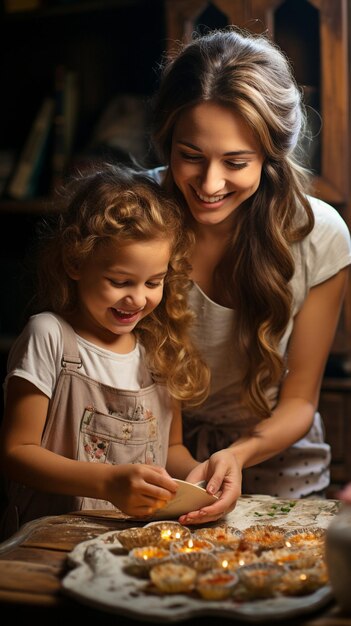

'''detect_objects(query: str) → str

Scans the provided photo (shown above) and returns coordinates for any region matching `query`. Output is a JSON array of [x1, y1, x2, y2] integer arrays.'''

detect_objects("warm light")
[[239, 559, 245, 566], [285, 541, 291, 548], [300, 574, 307, 581], [170, 537, 214, 555], [175, 532, 181, 539], [222, 560, 229, 568], [161, 529, 171, 539], [131, 546, 169, 563]]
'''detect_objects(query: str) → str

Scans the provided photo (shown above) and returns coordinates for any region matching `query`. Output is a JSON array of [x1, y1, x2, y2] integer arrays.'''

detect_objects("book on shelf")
[[0, 150, 15, 197], [51, 65, 79, 191], [3, 0, 42, 12], [7, 97, 55, 200]]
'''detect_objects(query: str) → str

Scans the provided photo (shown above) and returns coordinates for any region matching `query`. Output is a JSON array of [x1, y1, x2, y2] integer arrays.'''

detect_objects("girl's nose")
[[199, 162, 225, 195], [124, 288, 146, 308]]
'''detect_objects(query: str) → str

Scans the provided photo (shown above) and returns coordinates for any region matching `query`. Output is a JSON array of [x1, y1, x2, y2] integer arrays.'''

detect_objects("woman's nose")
[[199, 163, 225, 195]]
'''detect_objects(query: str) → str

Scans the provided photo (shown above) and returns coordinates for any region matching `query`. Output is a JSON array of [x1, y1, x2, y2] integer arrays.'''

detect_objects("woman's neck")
[[190, 225, 231, 304]]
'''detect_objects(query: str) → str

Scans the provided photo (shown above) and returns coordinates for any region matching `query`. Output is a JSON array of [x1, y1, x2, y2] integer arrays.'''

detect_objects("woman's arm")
[[0, 377, 178, 517], [231, 266, 349, 469], [179, 266, 349, 524]]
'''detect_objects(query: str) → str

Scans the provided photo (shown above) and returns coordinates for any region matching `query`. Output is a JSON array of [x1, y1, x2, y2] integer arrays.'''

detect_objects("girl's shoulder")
[[24, 311, 65, 336], [8, 312, 65, 369], [6, 312, 65, 398]]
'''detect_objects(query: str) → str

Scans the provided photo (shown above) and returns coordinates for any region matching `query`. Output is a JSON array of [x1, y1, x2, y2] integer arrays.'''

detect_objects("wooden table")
[[0, 511, 350, 626]]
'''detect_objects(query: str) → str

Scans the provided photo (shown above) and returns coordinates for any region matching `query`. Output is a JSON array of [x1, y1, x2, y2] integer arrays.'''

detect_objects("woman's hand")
[[178, 449, 242, 524], [338, 483, 351, 503], [105, 463, 178, 518]]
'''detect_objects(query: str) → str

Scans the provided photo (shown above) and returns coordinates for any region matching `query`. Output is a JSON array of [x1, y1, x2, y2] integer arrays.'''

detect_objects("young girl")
[[0, 163, 215, 540], [149, 27, 351, 524]]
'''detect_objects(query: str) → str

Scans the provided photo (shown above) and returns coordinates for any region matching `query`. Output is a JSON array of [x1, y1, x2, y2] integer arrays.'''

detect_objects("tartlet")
[[128, 545, 170, 573], [214, 548, 259, 570], [172, 550, 218, 572], [196, 568, 239, 600], [241, 524, 286, 551], [144, 521, 191, 547], [150, 562, 196, 593], [278, 562, 328, 596], [237, 562, 286, 598], [170, 537, 215, 555], [117, 526, 158, 551], [284, 527, 326, 548], [261, 547, 322, 570], [193, 526, 241, 549]]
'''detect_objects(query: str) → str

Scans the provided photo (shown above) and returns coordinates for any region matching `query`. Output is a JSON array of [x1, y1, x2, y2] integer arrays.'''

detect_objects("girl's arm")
[[0, 377, 177, 517]]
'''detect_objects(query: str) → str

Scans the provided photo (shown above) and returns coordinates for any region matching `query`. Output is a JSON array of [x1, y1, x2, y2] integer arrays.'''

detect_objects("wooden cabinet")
[[319, 379, 351, 493]]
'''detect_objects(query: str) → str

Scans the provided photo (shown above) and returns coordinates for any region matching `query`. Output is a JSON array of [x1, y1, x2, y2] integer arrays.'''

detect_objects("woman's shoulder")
[[299, 196, 351, 286], [307, 195, 350, 238]]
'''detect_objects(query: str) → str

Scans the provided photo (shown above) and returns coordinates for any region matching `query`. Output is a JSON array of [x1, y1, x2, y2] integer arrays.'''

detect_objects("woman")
[[149, 28, 351, 524]]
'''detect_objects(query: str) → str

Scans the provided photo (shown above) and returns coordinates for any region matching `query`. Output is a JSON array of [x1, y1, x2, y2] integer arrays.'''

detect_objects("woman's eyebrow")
[[176, 140, 256, 155]]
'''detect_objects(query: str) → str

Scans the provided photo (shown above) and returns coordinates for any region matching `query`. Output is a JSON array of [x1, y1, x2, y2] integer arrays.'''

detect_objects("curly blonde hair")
[[151, 28, 314, 418], [34, 163, 210, 406]]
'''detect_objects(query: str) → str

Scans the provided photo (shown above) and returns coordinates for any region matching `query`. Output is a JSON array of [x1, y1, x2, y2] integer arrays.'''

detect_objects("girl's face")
[[70, 238, 171, 342], [170, 102, 264, 228]]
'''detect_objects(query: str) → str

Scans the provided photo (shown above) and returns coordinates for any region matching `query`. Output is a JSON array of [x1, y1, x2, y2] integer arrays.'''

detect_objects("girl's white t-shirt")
[[4, 312, 153, 399]]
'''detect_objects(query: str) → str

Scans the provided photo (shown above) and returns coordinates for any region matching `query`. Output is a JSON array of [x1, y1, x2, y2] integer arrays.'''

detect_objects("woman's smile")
[[171, 101, 264, 226]]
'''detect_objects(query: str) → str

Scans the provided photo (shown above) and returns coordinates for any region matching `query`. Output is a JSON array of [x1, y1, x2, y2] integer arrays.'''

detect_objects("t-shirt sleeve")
[[5, 313, 63, 399], [308, 197, 351, 286]]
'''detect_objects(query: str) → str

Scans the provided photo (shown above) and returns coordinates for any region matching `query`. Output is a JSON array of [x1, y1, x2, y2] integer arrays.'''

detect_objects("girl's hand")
[[106, 464, 178, 517], [178, 450, 242, 525]]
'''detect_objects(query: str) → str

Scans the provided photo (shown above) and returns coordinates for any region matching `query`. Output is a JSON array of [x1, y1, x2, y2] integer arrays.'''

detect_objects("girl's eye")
[[146, 280, 163, 288], [109, 279, 129, 287], [108, 279, 163, 288], [180, 152, 202, 161]]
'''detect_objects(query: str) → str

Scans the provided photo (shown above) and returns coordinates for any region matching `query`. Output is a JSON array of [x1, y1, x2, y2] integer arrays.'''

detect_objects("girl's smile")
[[109, 306, 145, 324], [68, 238, 171, 350]]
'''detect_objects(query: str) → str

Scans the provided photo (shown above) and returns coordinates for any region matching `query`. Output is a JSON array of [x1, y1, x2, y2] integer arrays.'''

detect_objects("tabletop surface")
[[0, 499, 350, 626]]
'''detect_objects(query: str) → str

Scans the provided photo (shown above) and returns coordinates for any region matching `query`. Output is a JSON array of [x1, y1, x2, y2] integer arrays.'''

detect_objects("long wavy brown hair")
[[34, 163, 210, 406], [151, 27, 315, 418]]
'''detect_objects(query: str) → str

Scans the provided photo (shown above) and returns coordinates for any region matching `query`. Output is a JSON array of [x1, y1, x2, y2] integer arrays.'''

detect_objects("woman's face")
[[170, 102, 264, 228]]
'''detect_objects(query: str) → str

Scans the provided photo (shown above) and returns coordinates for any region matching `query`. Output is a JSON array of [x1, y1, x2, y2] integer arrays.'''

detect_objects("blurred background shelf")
[[0, 0, 350, 489]]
